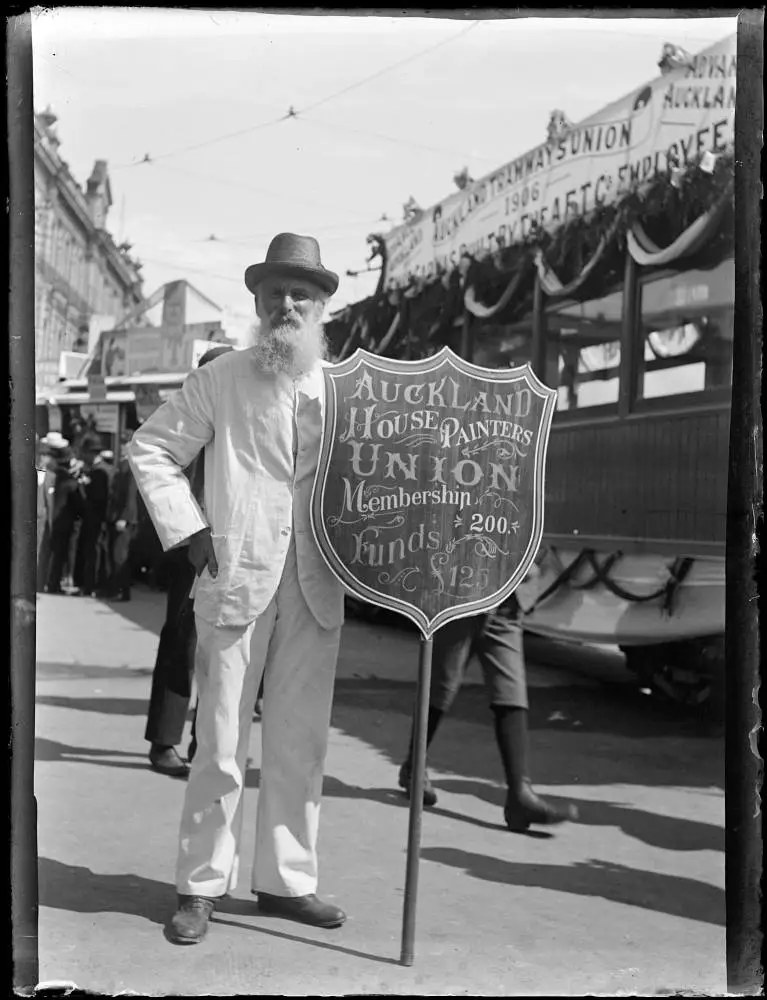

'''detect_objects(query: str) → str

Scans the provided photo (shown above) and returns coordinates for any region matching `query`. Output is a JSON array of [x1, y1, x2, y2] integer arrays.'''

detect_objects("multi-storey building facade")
[[34, 107, 144, 395]]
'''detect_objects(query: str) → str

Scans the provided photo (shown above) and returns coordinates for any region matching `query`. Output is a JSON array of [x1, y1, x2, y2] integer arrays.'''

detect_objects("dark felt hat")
[[244, 233, 339, 296]]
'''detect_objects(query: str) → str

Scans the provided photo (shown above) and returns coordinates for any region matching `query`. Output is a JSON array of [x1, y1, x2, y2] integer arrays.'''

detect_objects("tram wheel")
[[621, 636, 725, 718]]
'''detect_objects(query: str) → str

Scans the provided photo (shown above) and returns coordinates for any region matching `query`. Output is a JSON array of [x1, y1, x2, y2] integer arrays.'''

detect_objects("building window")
[[545, 285, 623, 410], [638, 258, 734, 399], [55, 225, 65, 274], [35, 205, 48, 259], [76, 244, 87, 298]]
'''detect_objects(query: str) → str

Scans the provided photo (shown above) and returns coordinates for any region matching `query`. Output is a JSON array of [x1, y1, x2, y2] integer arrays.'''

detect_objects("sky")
[[31, 8, 739, 345]]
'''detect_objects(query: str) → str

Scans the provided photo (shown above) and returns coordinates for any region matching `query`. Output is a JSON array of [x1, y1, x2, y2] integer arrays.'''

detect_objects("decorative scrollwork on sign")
[[398, 432, 439, 447], [477, 489, 520, 512], [378, 566, 420, 593], [327, 502, 405, 529], [376, 515, 406, 530], [471, 534, 510, 558], [363, 483, 399, 499], [327, 513, 367, 528], [459, 438, 528, 461], [444, 531, 511, 559], [429, 551, 451, 595], [459, 438, 496, 458], [496, 442, 528, 461]]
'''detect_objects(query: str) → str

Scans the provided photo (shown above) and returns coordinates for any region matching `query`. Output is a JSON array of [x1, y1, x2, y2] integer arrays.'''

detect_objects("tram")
[[324, 33, 737, 710], [36, 371, 187, 462]]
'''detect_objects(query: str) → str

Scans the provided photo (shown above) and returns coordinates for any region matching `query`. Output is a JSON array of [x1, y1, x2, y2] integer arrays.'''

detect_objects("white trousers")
[[175, 540, 341, 898]]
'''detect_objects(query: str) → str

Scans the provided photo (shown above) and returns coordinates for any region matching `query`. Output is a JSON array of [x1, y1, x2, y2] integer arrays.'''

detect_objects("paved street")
[[33, 588, 725, 996]]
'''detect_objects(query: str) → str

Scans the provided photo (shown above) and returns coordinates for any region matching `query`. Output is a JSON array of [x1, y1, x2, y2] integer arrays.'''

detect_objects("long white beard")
[[252, 317, 327, 379]]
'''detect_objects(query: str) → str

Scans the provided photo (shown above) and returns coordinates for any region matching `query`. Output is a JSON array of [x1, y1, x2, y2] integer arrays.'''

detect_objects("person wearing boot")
[[398, 594, 578, 832], [144, 345, 233, 778], [128, 234, 346, 945]]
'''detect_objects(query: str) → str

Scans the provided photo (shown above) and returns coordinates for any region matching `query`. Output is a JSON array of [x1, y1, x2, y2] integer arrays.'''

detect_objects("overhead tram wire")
[[140, 161, 378, 224], [292, 114, 496, 164], [112, 112, 290, 169], [297, 19, 481, 116], [195, 218, 386, 247], [111, 19, 481, 169], [135, 255, 247, 284]]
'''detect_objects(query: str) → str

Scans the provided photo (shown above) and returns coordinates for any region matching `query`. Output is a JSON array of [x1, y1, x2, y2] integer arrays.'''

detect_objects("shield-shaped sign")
[[312, 346, 557, 637]]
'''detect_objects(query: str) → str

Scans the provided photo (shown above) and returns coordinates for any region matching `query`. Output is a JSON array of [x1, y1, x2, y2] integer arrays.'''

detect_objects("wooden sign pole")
[[400, 635, 434, 967], [313, 346, 557, 967]]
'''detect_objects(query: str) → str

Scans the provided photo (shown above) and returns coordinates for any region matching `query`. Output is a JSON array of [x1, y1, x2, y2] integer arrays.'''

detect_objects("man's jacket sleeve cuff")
[[150, 495, 209, 552]]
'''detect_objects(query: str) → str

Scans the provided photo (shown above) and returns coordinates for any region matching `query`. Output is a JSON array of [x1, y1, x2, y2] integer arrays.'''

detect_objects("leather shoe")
[[504, 780, 579, 832], [255, 892, 346, 928], [149, 745, 190, 778], [168, 894, 216, 944], [398, 760, 438, 807]]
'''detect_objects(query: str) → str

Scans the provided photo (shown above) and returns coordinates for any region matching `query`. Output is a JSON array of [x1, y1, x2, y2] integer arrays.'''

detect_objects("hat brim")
[[244, 262, 339, 297]]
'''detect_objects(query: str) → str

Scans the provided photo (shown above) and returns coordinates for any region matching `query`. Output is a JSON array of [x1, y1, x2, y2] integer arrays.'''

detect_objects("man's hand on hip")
[[188, 527, 219, 578]]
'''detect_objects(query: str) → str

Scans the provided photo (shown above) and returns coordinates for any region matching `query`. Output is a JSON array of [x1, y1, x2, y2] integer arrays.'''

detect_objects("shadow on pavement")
[[36, 662, 154, 681], [332, 677, 721, 739], [89, 584, 166, 636], [38, 857, 172, 925], [433, 778, 724, 852], [36, 694, 152, 716], [35, 680, 724, 796], [213, 896, 401, 966], [34, 737, 190, 781], [420, 847, 726, 926], [330, 681, 725, 791], [37, 858, 398, 965]]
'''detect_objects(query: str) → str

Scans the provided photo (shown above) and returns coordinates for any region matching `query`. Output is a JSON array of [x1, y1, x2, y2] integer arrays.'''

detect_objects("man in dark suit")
[[45, 443, 86, 595], [73, 434, 111, 596], [103, 432, 140, 601], [144, 345, 234, 778]]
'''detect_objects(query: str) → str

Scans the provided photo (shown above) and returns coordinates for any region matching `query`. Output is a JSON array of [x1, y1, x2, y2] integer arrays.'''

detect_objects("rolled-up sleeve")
[[127, 365, 215, 551]]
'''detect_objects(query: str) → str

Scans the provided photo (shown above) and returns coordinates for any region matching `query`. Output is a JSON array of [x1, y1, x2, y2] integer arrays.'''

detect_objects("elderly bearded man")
[[128, 234, 346, 944]]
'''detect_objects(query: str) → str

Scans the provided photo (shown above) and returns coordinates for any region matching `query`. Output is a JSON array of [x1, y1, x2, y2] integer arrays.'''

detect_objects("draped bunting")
[[626, 182, 733, 268], [328, 152, 734, 361], [463, 259, 530, 318], [534, 211, 623, 299], [425, 274, 463, 342], [373, 311, 400, 354], [337, 314, 365, 361], [524, 546, 695, 618]]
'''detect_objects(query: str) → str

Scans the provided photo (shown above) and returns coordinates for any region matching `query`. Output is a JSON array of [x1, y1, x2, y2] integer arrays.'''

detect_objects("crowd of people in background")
[[36, 417, 160, 601]]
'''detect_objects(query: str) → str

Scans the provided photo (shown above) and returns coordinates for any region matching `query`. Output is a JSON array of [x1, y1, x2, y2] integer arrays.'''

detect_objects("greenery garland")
[[326, 149, 734, 360]]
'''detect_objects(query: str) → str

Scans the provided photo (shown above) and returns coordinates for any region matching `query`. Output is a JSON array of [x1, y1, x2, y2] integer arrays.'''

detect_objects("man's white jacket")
[[127, 348, 344, 630]]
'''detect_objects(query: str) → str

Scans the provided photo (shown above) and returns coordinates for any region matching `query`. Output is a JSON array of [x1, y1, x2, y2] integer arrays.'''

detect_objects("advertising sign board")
[[382, 34, 736, 286], [312, 347, 557, 637]]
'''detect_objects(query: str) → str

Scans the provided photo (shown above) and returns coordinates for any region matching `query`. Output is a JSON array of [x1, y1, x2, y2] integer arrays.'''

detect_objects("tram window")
[[546, 286, 622, 410], [638, 259, 734, 399]]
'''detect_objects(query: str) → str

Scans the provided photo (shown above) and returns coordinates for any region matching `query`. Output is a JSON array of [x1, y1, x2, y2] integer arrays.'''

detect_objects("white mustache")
[[273, 314, 300, 328]]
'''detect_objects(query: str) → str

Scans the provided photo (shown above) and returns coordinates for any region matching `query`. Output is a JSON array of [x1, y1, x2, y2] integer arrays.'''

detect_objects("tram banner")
[[311, 347, 557, 638], [382, 32, 737, 286]]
